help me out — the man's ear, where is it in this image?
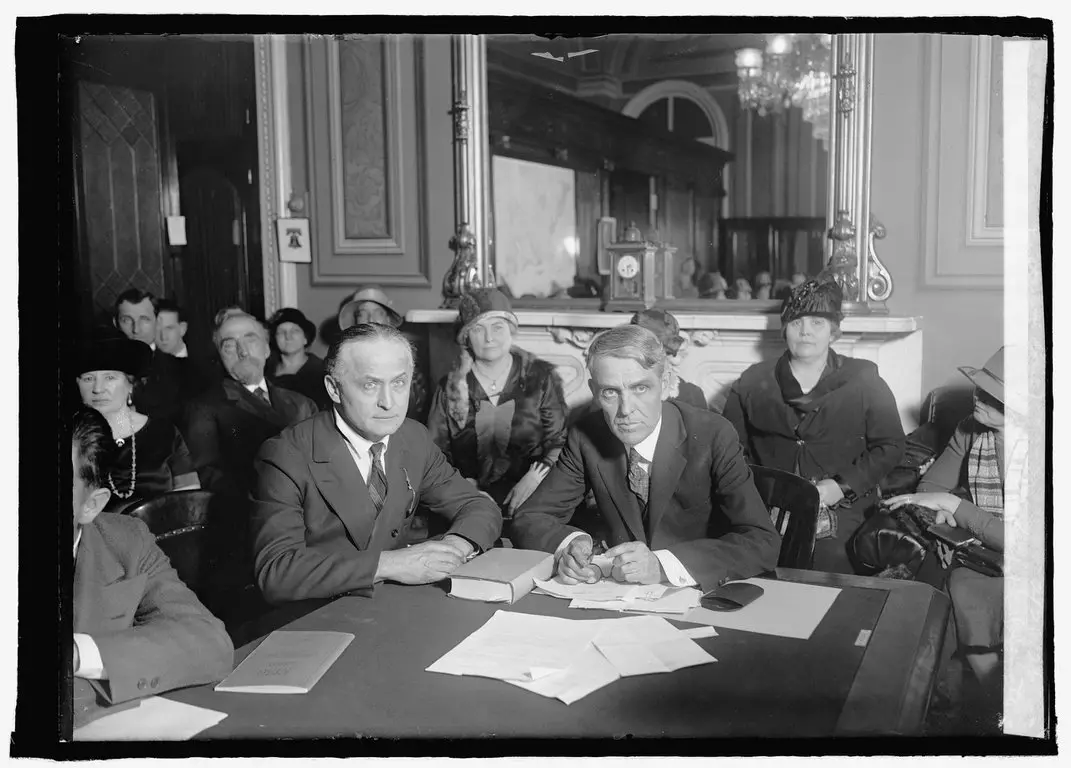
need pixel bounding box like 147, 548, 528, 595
324, 375, 341, 405
588, 377, 599, 401
76, 487, 111, 527
178, 321, 188, 339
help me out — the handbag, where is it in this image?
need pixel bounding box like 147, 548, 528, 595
848, 502, 937, 578
929, 524, 1004, 577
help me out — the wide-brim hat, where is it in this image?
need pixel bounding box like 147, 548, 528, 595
456, 288, 518, 344
269, 307, 317, 346
338, 285, 403, 330
76, 333, 152, 378
958, 347, 1004, 404
780, 278, 844, 326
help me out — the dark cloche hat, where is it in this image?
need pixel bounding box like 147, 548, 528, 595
76, 331, 152, 378
456, 288, 517, 344
780, 278, 844, 326
269, 307, 317, 346
959, 347, 1004, 405
631, 308, 685, 357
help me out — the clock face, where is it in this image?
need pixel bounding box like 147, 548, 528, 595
617, 254, 640, 279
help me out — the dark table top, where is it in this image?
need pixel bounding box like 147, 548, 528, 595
168, 568, 949, 739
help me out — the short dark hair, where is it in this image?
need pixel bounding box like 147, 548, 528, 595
72, 407, 115, 491
155, 298, 185, 323
114, 288, 158, 319
325, 323, 414, 379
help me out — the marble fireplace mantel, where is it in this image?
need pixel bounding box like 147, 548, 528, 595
407, 310, 925, 430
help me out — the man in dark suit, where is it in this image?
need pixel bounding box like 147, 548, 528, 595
251, 323, 502, 604
185, 309, 318, 498
155, 298, 220, 400
71, 408, 233, 730
512, 325, 780, 593
113, 288, 188, 428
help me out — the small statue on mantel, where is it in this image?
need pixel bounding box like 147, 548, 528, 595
676, 256, 701, 299
698, 271, 729, 300
732, 278, 753, 300
754, 271, 772, 300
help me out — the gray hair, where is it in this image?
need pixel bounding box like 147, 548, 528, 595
586, 324, 666, 378
212, 308, 269, 349
324, 323, 415, 380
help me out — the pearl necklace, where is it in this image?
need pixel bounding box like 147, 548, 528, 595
108, 409, 138, 499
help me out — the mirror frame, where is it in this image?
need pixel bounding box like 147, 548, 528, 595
442, 34, 893, 314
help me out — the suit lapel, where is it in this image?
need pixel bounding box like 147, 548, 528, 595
224, 379, 288, 429
648, 403, 687, 540
310, 414, 378, 550
594, 424, 647, 543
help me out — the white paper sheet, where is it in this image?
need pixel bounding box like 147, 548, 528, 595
680, 626, 719, 639
681, 578, 841, 640
508, 645, 621, 704
73, 697, 227, 741
592, 615, 717, 676
426, 611, 619, 681
533, 577, 667, 603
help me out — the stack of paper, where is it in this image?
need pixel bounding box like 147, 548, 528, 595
427, 610, 717, 705
533, 575, 701, 617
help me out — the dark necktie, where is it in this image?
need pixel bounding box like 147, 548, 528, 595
367, 442, 388, 514
627, 447, 650, 507
253, 386, 271, 406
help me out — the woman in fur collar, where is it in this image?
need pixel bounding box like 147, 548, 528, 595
722, 278, 906, 573
427, 289, 569, 522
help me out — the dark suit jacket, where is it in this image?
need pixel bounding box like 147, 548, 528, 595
185, 378, 318, 498
251, 410, 503, 604
73, 514, 233, 727
512, 401, 780, 592
132, 349, 186, 428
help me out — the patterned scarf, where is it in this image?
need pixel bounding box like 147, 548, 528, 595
967, 428, 1004, 518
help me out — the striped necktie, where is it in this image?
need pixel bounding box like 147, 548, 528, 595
367, 442, 388, 514
627, 447, 650, 507
253, 386, 271, 406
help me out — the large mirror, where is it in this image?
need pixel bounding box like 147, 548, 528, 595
444, 34, 893, 314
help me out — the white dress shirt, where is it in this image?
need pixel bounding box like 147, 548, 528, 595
73, 528, 106, 680
244, 378, 271, 405
555, 417, 697, 587
334, 409, 390, 483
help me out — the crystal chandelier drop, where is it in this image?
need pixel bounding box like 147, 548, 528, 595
735, 34, 833, 149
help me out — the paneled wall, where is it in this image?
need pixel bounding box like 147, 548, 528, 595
285, 34, 455, 356
872, 33, 1004, 400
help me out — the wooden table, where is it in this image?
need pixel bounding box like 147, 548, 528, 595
168, 568, 950, 738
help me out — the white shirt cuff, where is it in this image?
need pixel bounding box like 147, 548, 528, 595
73, 633, 105, 680
654, 550, 697, 587
553, 531, 592, 563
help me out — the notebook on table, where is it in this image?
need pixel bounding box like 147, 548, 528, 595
449, 548, 555, 604
214, 630, 354, 694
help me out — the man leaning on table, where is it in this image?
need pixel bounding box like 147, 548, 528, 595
511, 325, 780, 592
71, 408, 233, 728
251, 323, 502, 603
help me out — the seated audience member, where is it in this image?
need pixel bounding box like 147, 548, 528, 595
511, 325, 780, 592
251, 324, 502, 604
71, 408, 233, 729
886, 348, 1016, 732
186, 309, 318, 497
630, 308, 708, 411
76, 333, 199, 513
427, 289, 568, 520
268, 307, 330, 409
338, 285, 429, 422
113, 288, 186, 427
155, 298, 219, 399
721, 279, 905, 574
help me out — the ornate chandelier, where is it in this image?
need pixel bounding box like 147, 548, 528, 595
735, 34, 832, 149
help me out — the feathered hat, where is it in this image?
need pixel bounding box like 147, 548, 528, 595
780, 278, 844, 326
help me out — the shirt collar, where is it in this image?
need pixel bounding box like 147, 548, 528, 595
333, 408, 391, 457
243, 379, 269, 395
173, 343, 188, 358
630, 417, 663, 463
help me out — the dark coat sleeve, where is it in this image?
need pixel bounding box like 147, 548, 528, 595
536, 366, 569, 466
166, 428, 197, 485
663, 423, 781, 591
720, 380, 751, 458
415, 435, 503, 552
917, 420, 971, 494
835, 373, 906, 496
510, 425, 591, 553
251, 437, 384, 603
425, 382, 453, 464
184, 399, 231, 495
87, 521, 233, 706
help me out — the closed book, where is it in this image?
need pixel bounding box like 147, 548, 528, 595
449, 548, 554, 604
214, 630, 354, 694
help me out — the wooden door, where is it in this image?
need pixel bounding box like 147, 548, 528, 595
76, 80, 168, 324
